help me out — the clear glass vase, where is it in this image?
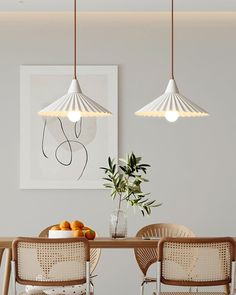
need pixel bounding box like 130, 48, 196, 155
109, 209, 127, 239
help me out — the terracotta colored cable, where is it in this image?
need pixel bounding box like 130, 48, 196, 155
171, 0, 174, 79
74, 0, 77, 79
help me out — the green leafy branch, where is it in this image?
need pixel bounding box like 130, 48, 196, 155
100, 152, 161, 216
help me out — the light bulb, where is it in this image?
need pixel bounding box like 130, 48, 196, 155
165, 111, 179, 123
68, 111, 81, 122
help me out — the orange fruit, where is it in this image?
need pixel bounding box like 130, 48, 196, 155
73, 229, 84, 237
82, 226, 91, 231
72, 226, 81, 231
85, 229, 96, 240
51, 225, 61, 231
70, 220, 84, 230
60, 220, 71, 230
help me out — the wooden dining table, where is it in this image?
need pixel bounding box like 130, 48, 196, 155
0, 237, 159, 295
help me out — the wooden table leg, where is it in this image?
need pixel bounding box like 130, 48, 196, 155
0, 249, 4, 266
2, 248, 12, 295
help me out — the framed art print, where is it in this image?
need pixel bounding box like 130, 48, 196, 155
20, 65, 118, 189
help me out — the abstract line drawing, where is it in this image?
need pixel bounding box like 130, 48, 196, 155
41, 117, 88, 181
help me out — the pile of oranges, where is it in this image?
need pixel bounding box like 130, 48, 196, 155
51, 220, 96, 240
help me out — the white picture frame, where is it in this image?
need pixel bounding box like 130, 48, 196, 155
20, 65, 118, 189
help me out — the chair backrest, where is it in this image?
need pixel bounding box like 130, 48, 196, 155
39, 225, 101, 274
134, 223, 195, 276
12, 237, 90, 287
158, 237, 235, 287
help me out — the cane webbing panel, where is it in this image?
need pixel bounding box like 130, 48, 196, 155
160, 239, 234, 285
14, 239, 88, 285
135, 224, 194, 275
39, 225, 101, 274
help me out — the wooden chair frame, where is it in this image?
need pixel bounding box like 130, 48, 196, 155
11, 237, 90, 295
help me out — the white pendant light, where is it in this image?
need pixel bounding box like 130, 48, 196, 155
38, 0, 112, 121
135, 0, 209, 122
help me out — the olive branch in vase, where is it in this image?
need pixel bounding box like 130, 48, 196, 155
100, 152, 161, 238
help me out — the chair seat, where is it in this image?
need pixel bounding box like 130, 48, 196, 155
22, 283, 89, 295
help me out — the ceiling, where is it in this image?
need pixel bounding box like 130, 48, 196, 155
1, 0, 236, 12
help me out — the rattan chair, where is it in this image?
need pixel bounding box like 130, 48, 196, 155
11, 237, 90, 295
154, 237, 235, 295
135, 223, 195, 295
39, 225, 100, 293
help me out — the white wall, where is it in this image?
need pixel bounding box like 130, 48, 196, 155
0, 12, 236, 294
1, 0, 236, 12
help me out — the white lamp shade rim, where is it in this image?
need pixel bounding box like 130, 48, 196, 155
38, 110, 112, 117
135, 111, 209, 117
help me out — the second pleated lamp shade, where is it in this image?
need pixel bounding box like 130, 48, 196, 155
135, 79, 208, 120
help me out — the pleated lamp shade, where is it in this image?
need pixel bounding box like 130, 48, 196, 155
38, 79, 112, 118
135, 79, 209, 118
